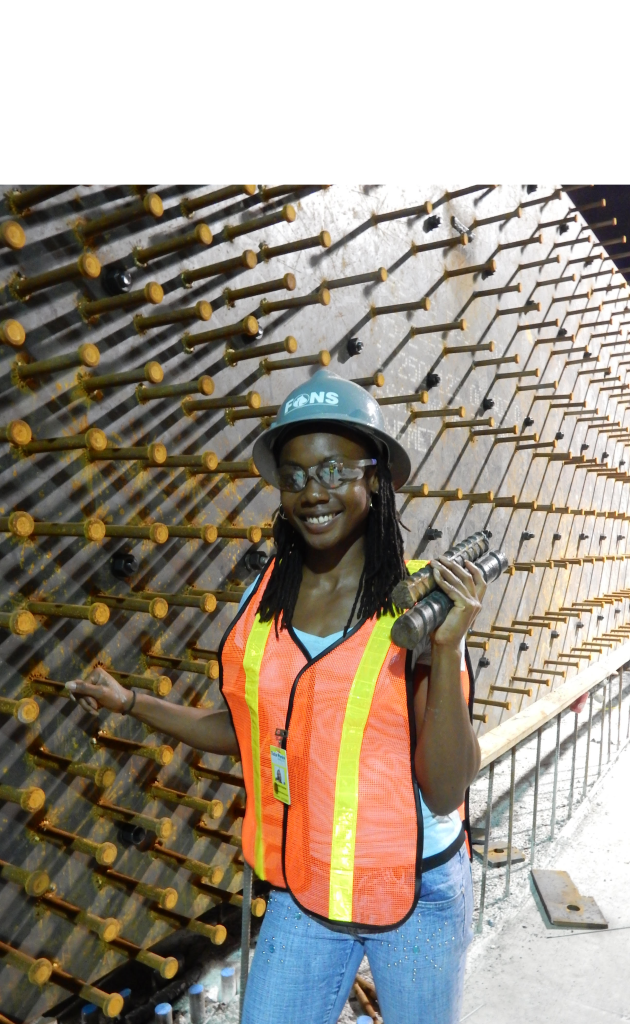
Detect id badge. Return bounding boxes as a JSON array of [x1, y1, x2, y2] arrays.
[[270, 745, 291, 805]]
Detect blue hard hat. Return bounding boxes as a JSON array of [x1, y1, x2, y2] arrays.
[[252, 369, 411, 489]]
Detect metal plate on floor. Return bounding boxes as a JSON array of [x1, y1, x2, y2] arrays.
[[472, 844, 526, 866], [531, 869, 608, 929]]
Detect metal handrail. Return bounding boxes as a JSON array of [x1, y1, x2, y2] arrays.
[[474, 655, 630, 931], [479, 640, 630, 769]]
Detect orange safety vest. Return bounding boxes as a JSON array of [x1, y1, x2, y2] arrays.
[[220, 560, 473, 930]]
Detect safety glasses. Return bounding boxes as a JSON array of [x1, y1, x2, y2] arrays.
[[275, 457, 377, 492]]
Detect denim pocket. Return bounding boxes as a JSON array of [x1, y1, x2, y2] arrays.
[[419, 847, 465, 906], [420, 886, 464, 910]]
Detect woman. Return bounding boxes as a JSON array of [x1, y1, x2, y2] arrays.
[[67, 369, 486, 1024]]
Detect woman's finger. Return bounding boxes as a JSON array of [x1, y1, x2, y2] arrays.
[[435, 557, 476, 594], [88, 666, 113, 685], [465, 560, 488, 598], [433, 566, 470, 605], [77, 696, 99, 716], [67, 680, 102, 699], [433, 562, 473, 601]]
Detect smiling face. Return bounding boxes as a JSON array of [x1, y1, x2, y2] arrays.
[[277, 427, 379, 555]]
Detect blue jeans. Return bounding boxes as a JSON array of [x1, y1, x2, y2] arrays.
[[242, 845, 474, 1024]]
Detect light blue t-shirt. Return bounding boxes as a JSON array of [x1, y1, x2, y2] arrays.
[[237, 580, 462, 858]]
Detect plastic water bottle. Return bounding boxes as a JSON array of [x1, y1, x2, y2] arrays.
[[188, 982, 205, 1024], [220, 966, 237, 1003], [154, 1003, 173, 1024]]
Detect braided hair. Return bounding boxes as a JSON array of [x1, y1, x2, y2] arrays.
[[257, 456, 408, 636]]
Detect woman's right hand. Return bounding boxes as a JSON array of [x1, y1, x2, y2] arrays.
[[66, 666, 133, 717]]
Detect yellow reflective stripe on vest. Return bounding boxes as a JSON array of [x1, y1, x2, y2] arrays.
[[243, 613, 274, 880], [329, 613, 397, 921]]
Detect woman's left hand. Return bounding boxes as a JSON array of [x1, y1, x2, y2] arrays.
[[431, 557, 487, 649]]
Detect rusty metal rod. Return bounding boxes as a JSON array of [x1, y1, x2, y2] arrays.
[[146, 653, 218, 679], [409, 405, 464, 419], [222, 204, 296, 242], [150, 844, 224, 884], [133, 223, 212, 265], [225, 336, 297, 364], [181, 249, 257, 286], [89, 444, 167, 465], [80, 360, 163, 391], [183, 390, 260, 413], [258, 230, 331, 261], [105, 669, 171, 697], [137, 375, 214, 402], [6, 185, 73, 214], [260, 351, 330, 373], [472, 283, 522, 298], [444, 259, 497, 278], [410, 319, 466, 336], [496, 302, 540, 316], [472, 207, 521, 228], [410, 233, 468, 254], [96, 594, 168, 619], [95, 805, 173, 842], [136, 589, 214, 613], [26, 600, 109, 625], [443, 341, 495, 355], [0, 695, 39, 724], [181, 185, 256, 217], [10, 254, 101, 299], [32, 747, 115, 788], [149, 783, 222, 819], [226, 404, 279, 423], [378, 391, 429, 407], [0, 319, 26, 348], [183, 315, 258, 351], [496, 233, 543, 251], [76, 193, 162, 241], [16, 343, 100, 379], [35, 820, 117, 865], [134, 299, 211, 332], [259, 288, 329, 315], [103, 523, 169, 542], [371, 296, 430, 316], [225, 273, 296, 304], [372, 200, 432, 224]]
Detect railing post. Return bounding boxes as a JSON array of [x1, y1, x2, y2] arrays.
[[567, 713, 578, 819], [598, 683, 606, 777], [607, 677, 613, 763], [530, 728, 542, 866], [476, 761, 494, 933], [238, 864, 253, 1023], [550, 714, 562, 840], [583, 692, 594, 799], [505, 747, 517, 898], [618, 668, 624, 746]]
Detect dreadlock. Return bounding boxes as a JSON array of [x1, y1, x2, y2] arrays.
[[257, 459, 408, 636]]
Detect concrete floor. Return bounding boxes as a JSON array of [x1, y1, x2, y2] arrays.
[[461, 741, 630, 1024]]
